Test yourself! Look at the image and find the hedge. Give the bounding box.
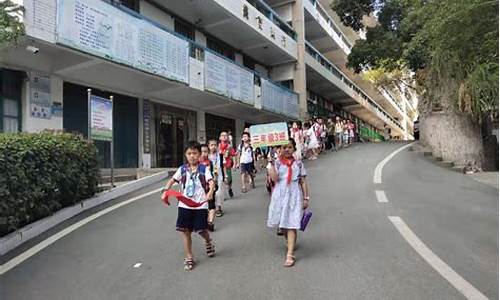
[0,131,100,237]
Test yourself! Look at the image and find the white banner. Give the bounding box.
[57,0,189,83]
[205,52,254,105]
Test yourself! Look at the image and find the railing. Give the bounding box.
[380,87,404,113]
[247,0,297,40]
[305,0,352,53]
[305,41,404,131]
[53,0,298,119]
[360,126,385,142]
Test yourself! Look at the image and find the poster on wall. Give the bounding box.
[57,0,189,83]
[261,79,299,119]
[143,100,151,154]
[90,95,113,141]
[205,51,254,105]
[30,72,52,119]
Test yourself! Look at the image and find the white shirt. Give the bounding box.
[172,165,213,210]
[238,143,254,164]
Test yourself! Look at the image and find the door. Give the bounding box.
[156,113,187,167]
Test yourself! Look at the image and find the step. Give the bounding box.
[100,174,137,184]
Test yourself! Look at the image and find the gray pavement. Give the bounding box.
[1,142,497,300]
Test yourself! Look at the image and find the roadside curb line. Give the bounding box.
[0,171,169,256]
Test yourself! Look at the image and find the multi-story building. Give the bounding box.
[1,0,417,170]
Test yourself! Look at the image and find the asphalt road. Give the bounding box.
[1,142,497,300]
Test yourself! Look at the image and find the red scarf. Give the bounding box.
[279,157,295,184]
[200,158,210,167]
[219,142,229,155]
[161,189,207,207]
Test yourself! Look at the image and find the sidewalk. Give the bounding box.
[469,172,499,189]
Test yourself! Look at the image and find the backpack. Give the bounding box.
[180,164,209,193]
[238,143,254,161]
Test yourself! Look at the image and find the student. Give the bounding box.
[290,121,304,160]
[335,117,343,149]
[200,144,216,231]
[267,138,310,267]
[163,141,216,271]
[208,139,225,218]
[219,131,236,198]
[236,132,255,193]
[304,122,319,160]
[327,117,337,152]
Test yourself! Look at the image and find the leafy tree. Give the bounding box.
[0,0,24,47]
[331,0,498,122]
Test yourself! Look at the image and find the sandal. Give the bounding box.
[184,257,195,271]
[206,240,216,257]
[216,210,224,217]
[284,255,295,267]
[276,228,284,236]
[208,222,215,232]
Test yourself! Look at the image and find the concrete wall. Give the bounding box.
[22,75,63,133]
[139,0,174,30]
[420,111,484,167]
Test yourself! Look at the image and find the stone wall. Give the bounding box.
[420,111,484,167]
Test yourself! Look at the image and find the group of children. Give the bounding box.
[163,129,311,270]
[287,116,357,161]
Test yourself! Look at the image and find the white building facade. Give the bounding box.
[0,0,417,169]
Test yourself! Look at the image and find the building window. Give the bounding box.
[3,98,19,133]
[190,44,204,61]
[119,0,139,12]
[207,37,235,60]
[243,55,256,70]
[174,18,195,41]
[0,69,22,133]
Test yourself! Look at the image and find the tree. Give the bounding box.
[331,0,498,122]
[0,0,24,48]
[331,0,499,169]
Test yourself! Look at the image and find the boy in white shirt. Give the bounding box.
[164,141,216,271]
[236,132,255,193]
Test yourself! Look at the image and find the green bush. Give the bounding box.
[0,131,100,237]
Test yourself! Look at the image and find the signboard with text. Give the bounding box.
[90,95,113,141]
[249,122,289,148]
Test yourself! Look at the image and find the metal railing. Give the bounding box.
[247,0,297,40]
[305,41,404,131]
[306,0,352,50]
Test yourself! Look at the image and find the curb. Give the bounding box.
[0,170,170,256]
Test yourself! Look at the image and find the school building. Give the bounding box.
[1,0,418,170]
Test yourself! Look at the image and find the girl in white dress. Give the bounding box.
[290,121,304,160]
[267,138,310,267]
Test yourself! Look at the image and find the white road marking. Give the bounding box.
[373,142,414,184]
[133,263,142,268]
[0,187,163,276]
[388,216,489,300]
[375,190,389,203]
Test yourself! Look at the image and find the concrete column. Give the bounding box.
[235,119,245,144]
[291,0,308,120]
[197,110,206,144]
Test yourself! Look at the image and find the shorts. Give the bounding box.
[208,197,216,210]
[176,207,208,233]
[240,162,253,174]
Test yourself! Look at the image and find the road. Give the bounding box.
[1,142,498,300]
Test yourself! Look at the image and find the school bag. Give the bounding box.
[180,164,209,193]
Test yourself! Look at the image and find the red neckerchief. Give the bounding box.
[200,158,210,166]
[279,156,295,184]
[219,142,228,155]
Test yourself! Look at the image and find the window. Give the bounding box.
[3,98,18,133]
[174,18,195,41]
[190,44,204,61]
[243,55,256,70]
[119,0,139,12]
[0,69,22,133]
[207,37,235,60]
